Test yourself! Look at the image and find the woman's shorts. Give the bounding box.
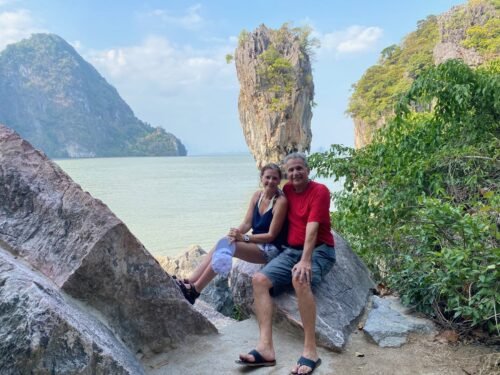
[211,237,280,277]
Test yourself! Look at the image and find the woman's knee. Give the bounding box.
[252,272,272,289]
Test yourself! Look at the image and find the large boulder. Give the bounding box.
[0,247,145,374]
[230,232,375,351]
[0,124,216,356]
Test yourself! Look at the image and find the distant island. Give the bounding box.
[0,33,187,158]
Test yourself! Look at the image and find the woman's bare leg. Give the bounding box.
[192,242,267,293]
[187,247,215,284]
[233,242,267,263]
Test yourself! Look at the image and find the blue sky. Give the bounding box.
[0,0,465,155]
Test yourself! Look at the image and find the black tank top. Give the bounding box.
[251,194,286,250]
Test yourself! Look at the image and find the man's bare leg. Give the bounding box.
[239,272,275,363]
[291,278,318,374]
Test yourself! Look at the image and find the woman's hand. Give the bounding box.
[227,227,242,243]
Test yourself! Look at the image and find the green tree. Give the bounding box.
[310,60,499,335]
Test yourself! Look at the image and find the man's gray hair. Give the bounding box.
[283,152,308,168]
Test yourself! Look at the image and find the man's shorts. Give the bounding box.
[259,244,336,295]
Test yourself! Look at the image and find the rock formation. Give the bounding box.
[0,124,215,373]
[350,0,498,149]
[230,232,375,351]
[0,247,145,374]
[235,24,314,168]
[363,296,435,347]
[433,1,495,66]
[0,34,187,158]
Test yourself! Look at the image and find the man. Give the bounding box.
[237,152,335,375]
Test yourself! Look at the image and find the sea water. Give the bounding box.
[56,154,341,257]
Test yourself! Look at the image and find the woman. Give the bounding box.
[175,163,287,304]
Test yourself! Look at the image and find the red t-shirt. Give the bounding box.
[283,180,334,248]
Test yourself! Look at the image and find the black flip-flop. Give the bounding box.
[235,349,276,367]
[290,356,322,374]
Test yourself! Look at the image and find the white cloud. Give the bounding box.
[84,35,235,93]
[320,25,383,54]
[143,4,204,30]
[0,9,44,50]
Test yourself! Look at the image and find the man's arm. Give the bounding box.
[292,221,319,284]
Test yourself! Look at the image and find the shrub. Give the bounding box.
[309,60,499,334]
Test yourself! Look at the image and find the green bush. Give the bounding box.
[309,60,499,334]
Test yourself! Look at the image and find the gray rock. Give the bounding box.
[0,124,216,355]
[0,247,145,375]
[194,300,236,330]
[230,232,375,351]
[200,275,234,317]
[156,245,206,280]
[363,296,435,347]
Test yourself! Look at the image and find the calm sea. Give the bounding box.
[55,154,340,258]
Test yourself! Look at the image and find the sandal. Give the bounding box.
[290,356,321,375]
[235,349,276,367]
[174,278,200,305]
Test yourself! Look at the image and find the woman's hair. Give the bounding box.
[260,163,282,179]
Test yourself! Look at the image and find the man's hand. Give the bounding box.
[292,259,312,284]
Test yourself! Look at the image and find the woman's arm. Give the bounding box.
[234,196,288,244]
[228,191,259,242]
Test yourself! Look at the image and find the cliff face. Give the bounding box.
[0,34,186,158]
[433,1,495,66]
[351,0,498,149]
[235,25,314,168]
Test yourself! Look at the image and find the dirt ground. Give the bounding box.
[144,317,499,375]
[335,328,498,375]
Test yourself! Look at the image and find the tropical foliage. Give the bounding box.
[309,60,499,335]
[348,0,499,142]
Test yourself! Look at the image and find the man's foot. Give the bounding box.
[236,349,276,367]
[290,356,322,374]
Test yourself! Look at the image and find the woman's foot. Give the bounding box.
[174,278,200,304]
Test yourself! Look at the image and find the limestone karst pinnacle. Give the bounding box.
[235,24,315,168]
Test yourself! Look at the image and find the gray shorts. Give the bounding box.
[259,244,335,295]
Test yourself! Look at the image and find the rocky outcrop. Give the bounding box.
[433,1,495,66]
[156,245,207,280]
[230,232,375,351]
[0,247,145,374]
[363,296,435,347]
[235,24,314,168]
[354,115,388,149]
[0,124,215,363]
[351,0,497,149]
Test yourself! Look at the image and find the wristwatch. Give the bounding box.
[243,234,250,242]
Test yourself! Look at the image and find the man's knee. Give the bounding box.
[292,277,312,294]
[252,272,272,289]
